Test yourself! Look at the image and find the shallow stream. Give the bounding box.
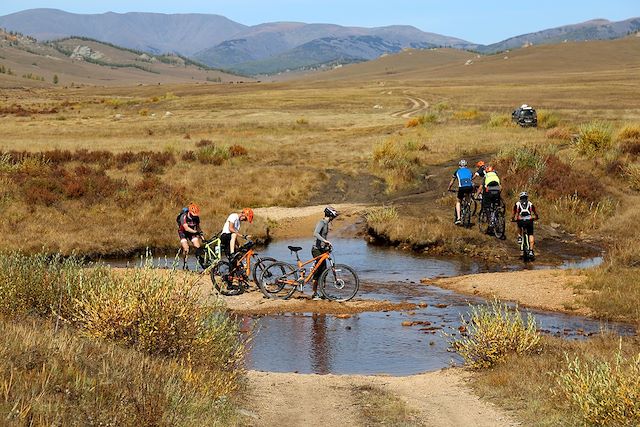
[109,238,632,376]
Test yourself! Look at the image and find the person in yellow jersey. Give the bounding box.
[481,166,502,211]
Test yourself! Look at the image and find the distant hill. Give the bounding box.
[0,8,247,56]
[0,30,246,88]
[309,37,640,83]
[480,18,640,53]
[0,9,638,76]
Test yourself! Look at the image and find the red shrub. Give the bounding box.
[196,139,213,148]
[229,144,248,157]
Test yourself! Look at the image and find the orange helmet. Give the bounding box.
[486,166,494,173]
[241,207,254,223]
[188,202,200,216]
[476,161,485,167]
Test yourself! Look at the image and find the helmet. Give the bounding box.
[486,166,494,173]
[519,192,528,199]
[459,159,467,167]
[188,202,200,216]
[324,206,339,219]
[241,208,254,223]
[476,161,485,167]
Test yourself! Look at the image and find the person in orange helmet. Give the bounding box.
[220,208,254,265]
[177,202,202,269]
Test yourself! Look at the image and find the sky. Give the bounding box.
[0,1,638,44]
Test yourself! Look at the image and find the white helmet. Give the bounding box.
[519,191,528,199]
[459,159,467,167]
[324,206,339,219]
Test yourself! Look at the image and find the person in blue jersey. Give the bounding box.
[447,159,474,225]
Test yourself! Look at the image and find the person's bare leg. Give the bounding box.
[530,235,535,251]
[455,200,461,221]
[180,239,190,269]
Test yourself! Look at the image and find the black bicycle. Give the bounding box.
[478,197,506,239]
[450,189,476,228]
[513,219,535,261]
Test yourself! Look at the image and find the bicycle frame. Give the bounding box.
[283,251,333,288]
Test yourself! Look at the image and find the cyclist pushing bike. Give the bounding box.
[447,159,474,225]
[512,192,539,257]
[481,166,503,212]
[177,202,202,269]
[311,206,338,300]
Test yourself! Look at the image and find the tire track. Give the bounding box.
[391,96,430,118]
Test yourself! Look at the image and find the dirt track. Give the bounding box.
[243,369,516,426]
[391,96,430,118]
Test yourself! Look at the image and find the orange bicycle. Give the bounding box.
[213,238,276,296]
[257,245,359,302]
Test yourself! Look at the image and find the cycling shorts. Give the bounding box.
[517,219,534,235]
[457,186,473,200]
[179,230,200,241]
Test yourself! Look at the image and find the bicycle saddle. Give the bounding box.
[287,246,303,252]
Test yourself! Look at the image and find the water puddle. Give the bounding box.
[106,238,632,376]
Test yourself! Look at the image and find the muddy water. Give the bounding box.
[243,239,632,375]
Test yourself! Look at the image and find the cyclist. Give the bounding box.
[311,206,338,300]
[473,160,487,197]
[512,192,539,256]
[482,166,502,210]
[177,203,202,269]
[221,208,254,268]
[447,159,474,225]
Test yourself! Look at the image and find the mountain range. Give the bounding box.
[0,9,638,75]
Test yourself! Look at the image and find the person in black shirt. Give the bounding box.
[311,206,338,300]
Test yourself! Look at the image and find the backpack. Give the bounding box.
[176,207,188,227]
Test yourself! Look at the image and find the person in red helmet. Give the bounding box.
[220,208,254,264]
[177,202,202,269]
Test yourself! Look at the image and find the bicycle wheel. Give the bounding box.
[251,256,277,284]
[257,261,298,300]
[319,264,359,302]
[462,200,472,228]
[477,208,490,234]
[521,232,530,261]
[211,261,244,296]
[493,209,506,239]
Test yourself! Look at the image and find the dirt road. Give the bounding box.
[391,96,430,118]
[243,369,517,426]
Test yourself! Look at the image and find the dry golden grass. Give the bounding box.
[352,384,421,426]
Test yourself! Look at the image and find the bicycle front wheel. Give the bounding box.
[320,264,359,302]
[478,209,489,234]
[211,261,244,296]
[252,256,277,284]
[258,261,298,300]
[493,210,506,239]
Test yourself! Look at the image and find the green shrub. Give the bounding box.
[537,110,560,129]
[372,137,421,191]
[449,300,541,369]
[196,145,229,165]
[575,121,613,156]
[365,206,399,225]
[487,113,515,128]
[558,346,640,426]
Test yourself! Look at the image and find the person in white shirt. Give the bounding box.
[220,208,254,263]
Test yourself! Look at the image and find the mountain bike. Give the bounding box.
[449,189,476,228]
[513,219,535,261]
[258,246,359,302]
[173,233,222,271]
[212,238,277,296]
[478,195,506,239]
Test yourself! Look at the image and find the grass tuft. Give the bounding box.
[575,121,613,156]
[449,300,541,369]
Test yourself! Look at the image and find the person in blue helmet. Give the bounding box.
[447,159,474,225]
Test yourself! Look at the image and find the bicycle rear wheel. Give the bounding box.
[462,201,472,228]
[319,264,359,302]
[478,208,490,234]
[211,261,244,296]
[252,256,277,284]
[493,209,506,239]
[258,261,298,300]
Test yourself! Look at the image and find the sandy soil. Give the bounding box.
[426,269,590,315]
[255,203,369,240]
[243,369,517,427]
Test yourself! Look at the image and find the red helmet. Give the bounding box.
[241,207,254,223]
[188,202,200,216]
[476,161,485,167]
[486,166,494,173]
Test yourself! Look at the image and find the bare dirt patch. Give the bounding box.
[426,269,591,315]
[243,369,516,427]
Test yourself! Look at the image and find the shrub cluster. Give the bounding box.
[0,104,58,116]
[558,347,640,426]
[575,121,613,156]
[449,300,541,369]
[372,137,422,191]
